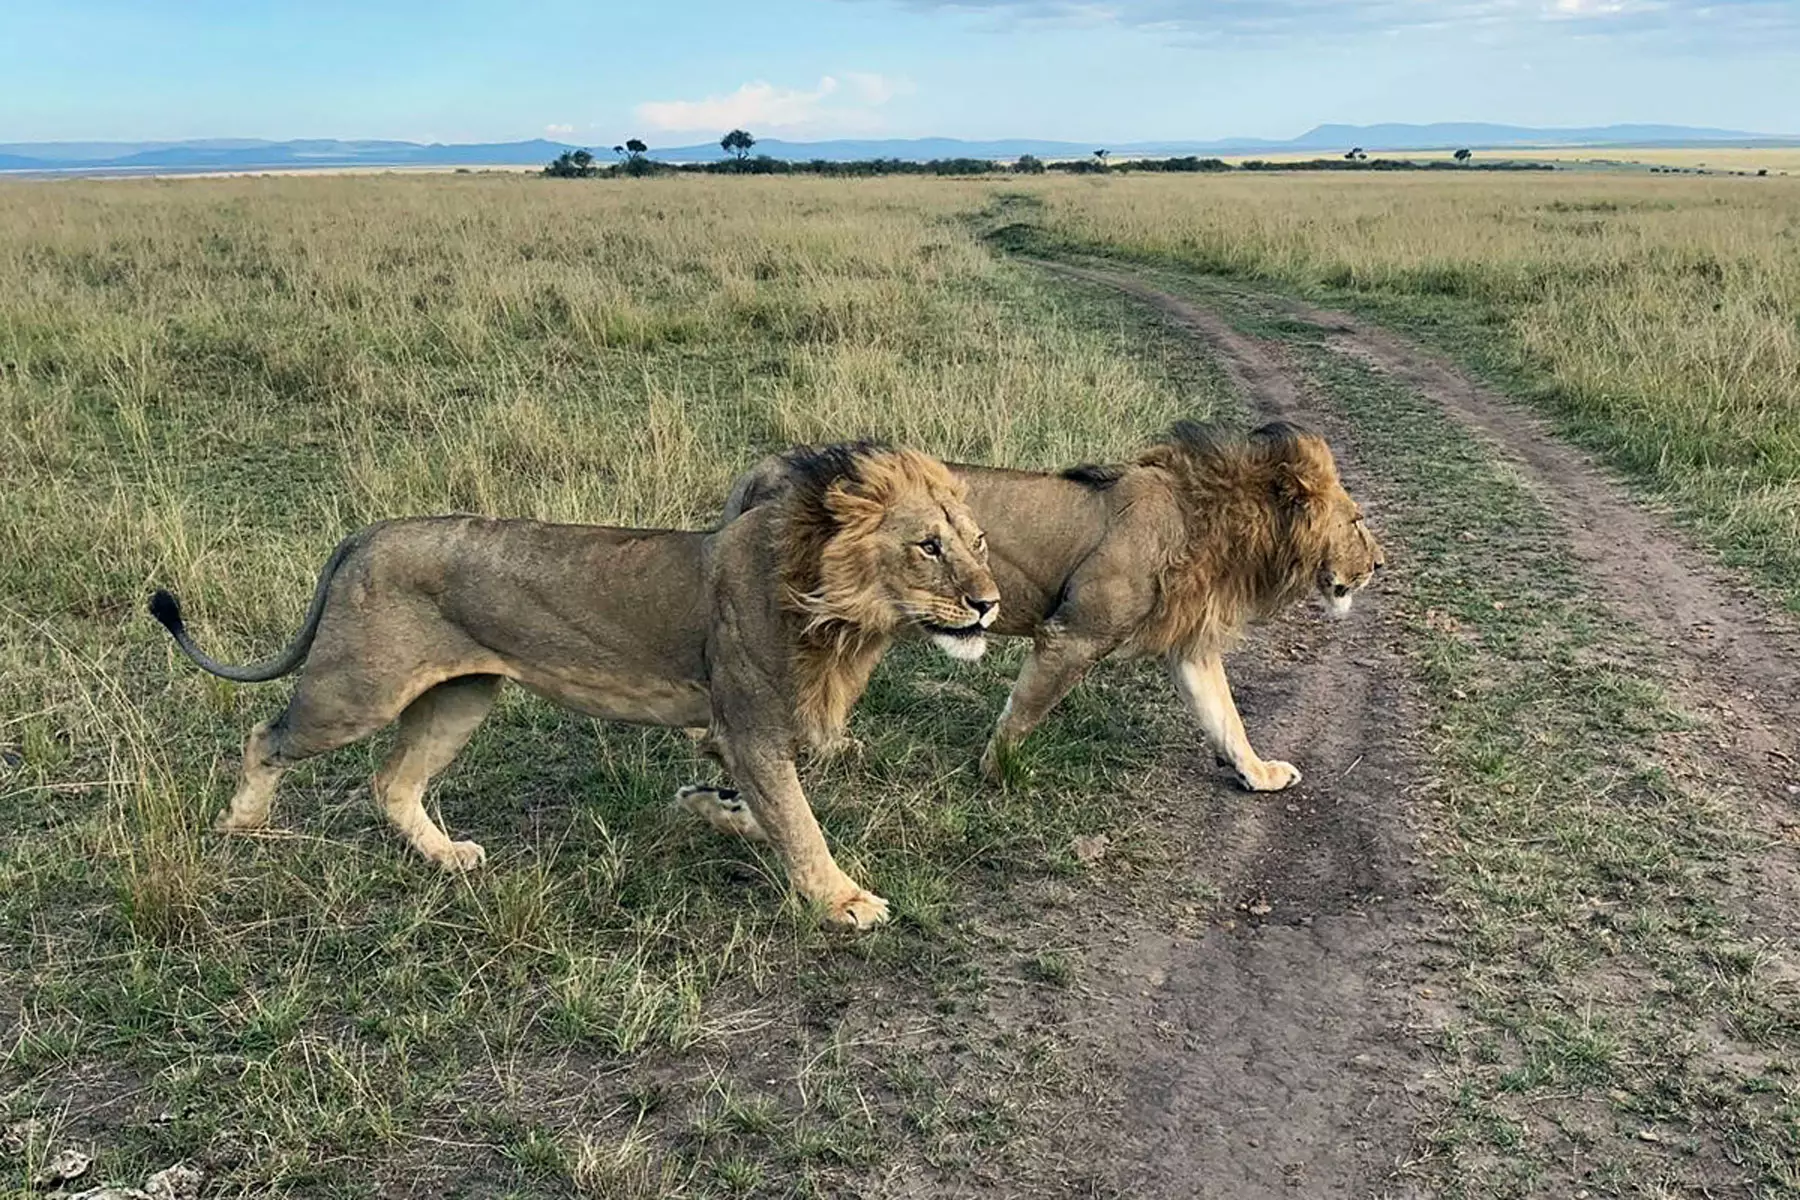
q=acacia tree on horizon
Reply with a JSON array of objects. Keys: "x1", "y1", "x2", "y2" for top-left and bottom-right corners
[
  {"x1": 613, "y1": 138, "x2": 652, "y2": 176},
  {"x1": 1454, "y1": 147, "x2": 1473, "y2": 164},
  {"x1": 721, "y1": 129, "x2": 756, "y2": 160}
]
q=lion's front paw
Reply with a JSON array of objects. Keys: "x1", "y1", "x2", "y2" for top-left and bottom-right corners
[
  {"x1": 436, "y1": 839, "x2": 488, "y2": 871},
  {"x1": 823, "y1": 888, "x2": 891, "y2": 930},
  {"x1": 1235, "y1": 759, "x2": 1302, "y2": 792},
  {"x1": 979, "y1": 738, "x2": 1017, "y2": 784}
]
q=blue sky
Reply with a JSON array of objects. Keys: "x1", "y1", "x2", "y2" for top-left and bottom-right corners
[{"x1": 4, "y1": 0, "x2": 1797, "y2": 145}]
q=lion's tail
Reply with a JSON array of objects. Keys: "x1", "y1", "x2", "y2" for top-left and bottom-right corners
[{"x1": 148, "y1": 530, "x2": 367, "y2": 684}]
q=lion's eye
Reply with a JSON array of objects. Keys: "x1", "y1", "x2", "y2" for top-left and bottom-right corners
[{"x1": 918, "y1": 537, "x2": 942, "y2": 558}]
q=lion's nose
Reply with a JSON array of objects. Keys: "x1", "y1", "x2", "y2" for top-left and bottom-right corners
[{"x1": 966, "y1": 596, "x2": 997, "y2": 618}]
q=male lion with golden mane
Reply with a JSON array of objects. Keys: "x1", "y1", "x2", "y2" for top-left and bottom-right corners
[
  {"x1": 148, "y1": 443, "x2": 999, "y2": 928},
  {"x1": 719, "y1": 422, "x2": 1382, "y2": 793}
]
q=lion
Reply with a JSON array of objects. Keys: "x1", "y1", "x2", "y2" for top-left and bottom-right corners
[
  {"x1": 716, "y1": 421, "x2": 1383, "y2": 797},
  {"x1": 148, "y1": 443, "x2": 1000, "y2": 929}
]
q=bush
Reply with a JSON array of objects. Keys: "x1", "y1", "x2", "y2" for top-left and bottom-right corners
[
  {"x1": 1117, "y1": 156, "x2": 1230, "y2": 173},
  {"x1": 542, "y1": 149, "x2": 598, "y2": 179}
]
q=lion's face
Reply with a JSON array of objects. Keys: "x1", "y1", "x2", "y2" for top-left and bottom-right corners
[
  {"x1": 877, "y1": 486, "x2": 1000, "y2": 661},
  {"x1": 1313, "y1": 486, "x2": 1385, "y2": 619},
  {"x1": 819, "y1": 450, "x2": 1000, "y2": 661}
]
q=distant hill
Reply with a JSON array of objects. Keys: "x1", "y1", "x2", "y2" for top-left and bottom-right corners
[
  {"x1": 652, "y1": 123, "x2": 1796, "y2": 163},
  {"x1": 4, "y1": 124, "x2": 1795, "y2": 175},
  {"x1": 1286, "y1": 122, "x2": 1787, "y2": 150},
  {"x1": 0, "y1": 138, "x2": 578, "y2": 173}
]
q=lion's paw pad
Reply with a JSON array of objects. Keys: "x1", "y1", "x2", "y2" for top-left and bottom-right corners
[{"x1": 675, "y1": 785, "x2": 766, "y2": 841}]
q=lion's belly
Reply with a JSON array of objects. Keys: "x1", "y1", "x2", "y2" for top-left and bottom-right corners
[{"x1": 513, "y1": 668, "x2": 712, "y2": 728}]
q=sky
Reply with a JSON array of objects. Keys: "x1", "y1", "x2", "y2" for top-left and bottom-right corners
[{"x1": 3, "y1": 0, "x2": 1798, "y2": 146}]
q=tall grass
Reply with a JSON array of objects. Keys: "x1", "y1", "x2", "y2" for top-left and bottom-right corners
[{"x1": 1023, "y1": 172, "x2": 1800, "y2": 601}]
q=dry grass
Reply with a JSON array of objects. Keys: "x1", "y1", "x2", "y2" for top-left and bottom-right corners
[
  {"x1": 1021, "y1": 171, "x2": 1800, "y2": 603},
  {"x1": 1513, "y1": 146, "x2": 1800, "y2": 172}
]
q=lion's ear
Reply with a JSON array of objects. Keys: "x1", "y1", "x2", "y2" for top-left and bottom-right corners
[
  {"x1": 823, "y1": 479, "x2": 884, "y2": 525},
  {"x1": 1272, "y1": 460, "x2": 1321, "y2": 508}
]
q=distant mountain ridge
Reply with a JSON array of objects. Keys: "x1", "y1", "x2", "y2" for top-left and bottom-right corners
[{"x1": 4, "y1": 123, "x2": 1795, "y2": 173}]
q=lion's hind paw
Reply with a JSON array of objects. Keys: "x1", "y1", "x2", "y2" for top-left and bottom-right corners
[{"x1": 676, "y1": 784, "x2": 768, "y2": 841}]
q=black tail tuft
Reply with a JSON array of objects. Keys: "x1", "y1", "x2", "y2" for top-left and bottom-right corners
[{"x1": 148, "y1": 589, "x2": 184, "y2": 633}]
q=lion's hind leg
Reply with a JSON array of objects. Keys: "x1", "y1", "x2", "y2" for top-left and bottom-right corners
[
  {"x1": 216, "y1": 719, "x2": 285, "y2": 833},
  {"x1": 675, "y1": 784, "x2": 768, "y2": 841},
  {"x1": 978, "y1": 632, "x2": 1111, "y2": 782},
  {"x1": 374, "y1": 675, "x2": 502, "y2": 871},
  {"x1": 216, "y1": 678, "x2": 401, "y2": 835}
]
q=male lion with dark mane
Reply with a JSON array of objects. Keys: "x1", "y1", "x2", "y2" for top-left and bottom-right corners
[
  {"x1": 719, "y1": 422, "x2": 1382, "y2": 793},
  {"x1": 148, "y1": 443, "x2": 999, "y2": 928}
]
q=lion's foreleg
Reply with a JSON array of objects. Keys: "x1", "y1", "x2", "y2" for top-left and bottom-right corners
[
  {"x1": 979, "y1": 633, "x2": 1108, "y2": 781},
  {"x1": 729, "y1": 748, "x2": 888, "y2": 929},
  {"x1": 1167, "y1": 652, "x2": 1300, "y2": 792}
]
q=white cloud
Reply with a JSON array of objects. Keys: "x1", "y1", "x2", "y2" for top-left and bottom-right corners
[
  {"x1": 634, "y1": 74, "x2": 909, "y2": 138},
  {"x1": 1549, "y1": 0, "x2": 1643, "y2": 16},
  {"x1": 545, "y1": 123, "x2": 576, "y2": 137}
]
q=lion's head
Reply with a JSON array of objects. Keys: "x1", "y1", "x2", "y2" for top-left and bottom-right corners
[
  {"x1": 1261, "y1": 424, "x2": 1385, "y2": 618},
  {"x1": 779, "y1": 443, "x2": 1000, "y2": 661},
  {"x1": 1127, "y1": 420, "x2": 1384, "y2": 653}
]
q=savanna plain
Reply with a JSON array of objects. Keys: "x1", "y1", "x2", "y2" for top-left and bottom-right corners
[{"x1": 3, "y1": 169, "x2": 1799, "y2": 1198}]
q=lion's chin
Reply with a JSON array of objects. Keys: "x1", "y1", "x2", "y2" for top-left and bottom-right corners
[
  {"x1": 1323, "y1": 592, "x2": 1354, "y2": 619},
  {"x1": 929, "y1": 630, "x2": 989, "y2": 662}
]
